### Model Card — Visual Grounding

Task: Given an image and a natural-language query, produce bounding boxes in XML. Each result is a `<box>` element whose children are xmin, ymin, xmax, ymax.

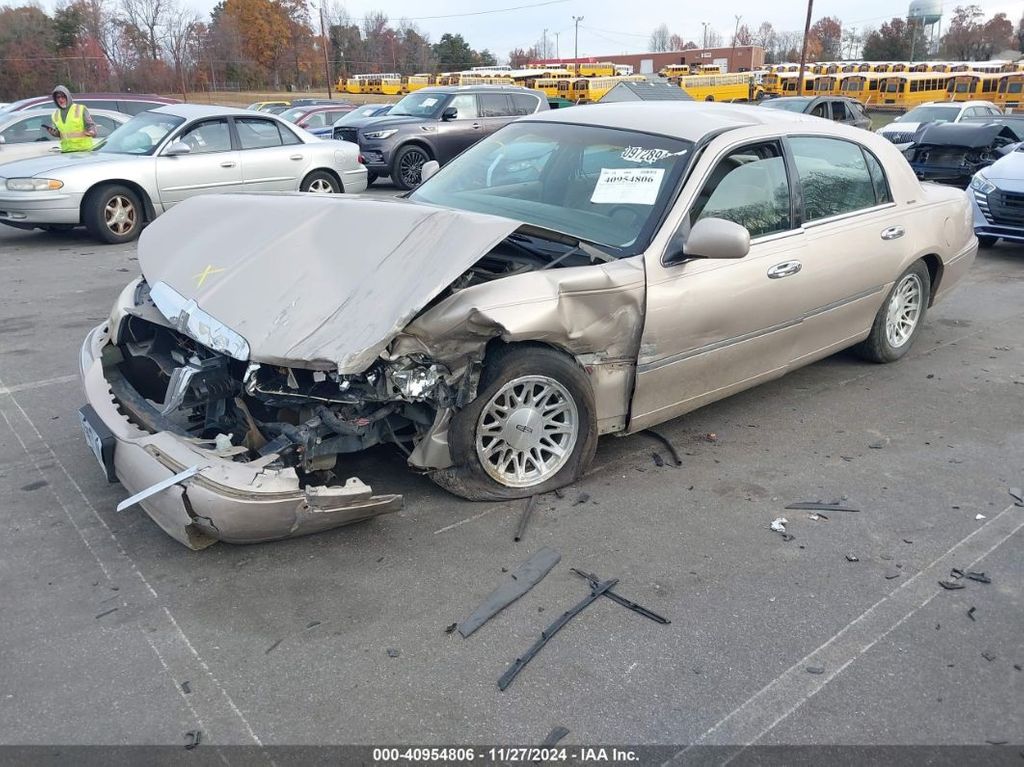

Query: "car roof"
<box><xmin>523</xmin><ymin>101</ymin><xmax>825</xmax><ymax>142</ymax></box>
<box><xmin>916</xmin><ymin>100</ymin><xmax>994</xmax><ymax>109</ymax></box>
<box><xmin>149</xmin><ymin>104</ymin><xmax>263</xmax><ymax>119</ymax></box>
<box><xmin>414</xmin><ymin>85</ymin><xmax>541</xmax><ymax>94</ymax></box>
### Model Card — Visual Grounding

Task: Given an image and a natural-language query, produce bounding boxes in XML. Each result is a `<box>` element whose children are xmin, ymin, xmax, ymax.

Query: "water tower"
<box><xmin>908</xmin><ymin>0</ymin><xmax>943</xmax><ymax>55</ymax></box>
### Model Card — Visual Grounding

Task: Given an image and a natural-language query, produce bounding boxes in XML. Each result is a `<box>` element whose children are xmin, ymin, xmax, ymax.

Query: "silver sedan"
<box><xmin>0</xmin><ymin>104</ymin><xmax>367</xmax><ymax>243</ymax></box>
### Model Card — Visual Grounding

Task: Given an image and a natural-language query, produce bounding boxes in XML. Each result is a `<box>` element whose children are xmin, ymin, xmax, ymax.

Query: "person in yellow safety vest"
<box><xmin>44</xmin><ymin>85</ymin><xmax>97</xmax><ymax>152</ymax></box>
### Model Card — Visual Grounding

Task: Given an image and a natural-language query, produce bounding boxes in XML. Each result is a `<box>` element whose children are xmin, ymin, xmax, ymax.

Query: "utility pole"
<box><xmin>796</xmin><ymin>0</ymin><xmax>813</xmax><ymax>95</ymax></box>
<box><xmin>572</xmin><ymin>16</ymin><xmax>583</xmax><ymax>75</ymax></box>
<box><xmin>319</xmin><ymin>3</ymin><xmax>332</xmax><ymax>99</ymax></box>
<box><xmin>732</xmin><ymin>14</ymin><xmax>741</xmax><ymax>73</ymax></box>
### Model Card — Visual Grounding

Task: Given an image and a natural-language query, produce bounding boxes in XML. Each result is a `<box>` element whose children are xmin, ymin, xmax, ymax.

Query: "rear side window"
<box><xmin>863</xmin><ymin>149</ymin><xmax>892</xmax><ymax>204</ymax></box>
<box><xmin>510</xmin><ymin>93</ymin><xmax>541</xmax><ymax>114</ymax></box>
<box><xmin>236</xmin><ymin>118</ymin><xmax>283</xmax><ymax>149</ymax></box>
<box><xmin>478</xmin><ymin>94</ymin><xmax>511</xmax><ymax>117</ymax></box>
<box><xmin>789</xmin><ymin>137</ymin><xmax>877</xmax><ymax>222</ymax></box>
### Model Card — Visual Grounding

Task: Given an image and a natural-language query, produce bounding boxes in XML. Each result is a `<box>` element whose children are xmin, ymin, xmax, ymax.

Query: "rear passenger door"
<box><xmin>477</xmin><ymin>94</ymin><xmax>516</xmax><ymax>137</ymax></box>
<box><xmin>234</xmin><ymin>117</ymin><xmax>306</xmax><ymax>191</ymax></box>
<box><xmin>785</xmin><ymin>135</ymin><xmax>908</xmax><ymax>364</ymax></box>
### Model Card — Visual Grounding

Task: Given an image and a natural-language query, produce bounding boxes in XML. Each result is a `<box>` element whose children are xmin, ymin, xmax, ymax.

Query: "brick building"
<box><xmin>535</xmin><ymin>46</ymin><xmax>765</xmax><ymax>74</ymax></box>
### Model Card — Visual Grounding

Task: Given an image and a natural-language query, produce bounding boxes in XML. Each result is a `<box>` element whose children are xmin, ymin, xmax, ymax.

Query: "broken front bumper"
<box><xmin>78</xmin><ymin>323</ymin><xmax>402</xmax><ymax>549</ymax></box>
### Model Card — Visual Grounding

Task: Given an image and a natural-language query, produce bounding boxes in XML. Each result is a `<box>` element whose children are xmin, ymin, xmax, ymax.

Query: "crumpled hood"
<box><xmin>138</xmin><ymin>193</ymin><xmax>521</xmax><ymax>373</ymax></box>
<box><xmin>911</xmin><ymin>122</ymin><xmax>1019</xmax><ymax>149</ymax></box>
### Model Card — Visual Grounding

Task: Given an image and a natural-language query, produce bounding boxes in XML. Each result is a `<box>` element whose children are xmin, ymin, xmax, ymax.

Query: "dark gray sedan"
<box><xmin>760</xmin><ymin>96</ymin><xmax>872</xmax><ymax>130</ymax></box>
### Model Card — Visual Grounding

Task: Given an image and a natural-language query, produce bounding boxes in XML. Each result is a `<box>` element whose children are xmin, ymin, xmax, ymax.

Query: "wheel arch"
<box><xmin>919</xmin><ymin>253</ymin><xmax>943</xmax><ymax>306</ymax></box>
<box><xmin>81</xmin><ymin>179</ymin><xmax>157</xmax><ymax>223</ymax></box>
<box><xmin>302</xmin><ymin>167</ymin><xmax>343</xmax><ymax>192</ymax></box>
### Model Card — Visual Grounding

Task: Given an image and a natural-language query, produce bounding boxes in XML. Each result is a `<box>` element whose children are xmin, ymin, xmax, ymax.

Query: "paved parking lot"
<box><xmin>1</xmin><ymin>183</ymin><xmax>1022</xmax><ymax>753</ymax></box>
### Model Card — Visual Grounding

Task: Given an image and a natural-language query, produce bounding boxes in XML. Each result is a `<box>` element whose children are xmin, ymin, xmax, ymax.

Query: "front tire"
<box><xmin>301</xmin><ymin>170</ymin><xmax>341</xmax><ymax>194</ymax></box>
<box><xmin>83</xmin><ymin>184</ymin><xmax>142</xmax><ymax>244</ymax></box>
<box><xmin>854</xmin><ymin>260</ymin><xmax>931</xmax><ymax>363</ymax></box>
<box><xmin>391</xmin><ymin>145</ymin><xmax>431</xmax><ymax>190</ymax></box>
<box><xmin>431</xmin><ymin>346</ymin><xmax>598</xmax><ymax>500</ymax></box>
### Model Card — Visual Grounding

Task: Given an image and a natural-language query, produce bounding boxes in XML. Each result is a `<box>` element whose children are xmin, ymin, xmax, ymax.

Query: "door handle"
<box><xmin>220</xmin><ymin>160</ymin><xmax>236</xmax><ymax>168</ymax></box>
<box><xmin>289</xmin><ymin>154</ymin><xmax>304</xmax><ymax>161</ymax></box>
<box><xmin>881</xmin><ymin>226</ymin><xmax>905</xmax><ymax>240</ymax></box>
<box><xmin>767</xmin><ymin>260</ymin><xmax>802</xmax><ymax>279</ymax></box>
<box><xmin>471</xmin><ymin>123</ymin><xmax>481</xmax><ymax>129</ymax></box>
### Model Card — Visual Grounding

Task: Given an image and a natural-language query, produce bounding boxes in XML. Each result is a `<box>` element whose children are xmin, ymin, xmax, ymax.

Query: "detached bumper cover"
<box><xmin>79</xmin><ymin>323</ymin><xmax>402</xmax><ymax>549</ymax></box>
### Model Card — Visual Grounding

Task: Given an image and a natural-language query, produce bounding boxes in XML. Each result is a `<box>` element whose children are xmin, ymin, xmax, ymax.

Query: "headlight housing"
<box><xmin>362</xmin><ymin>129</ymin><xmax>397</xmax><ymax>140</ymax></box>
<box><xmin>970</xmin><ymin>173</ymin><xmax>996</xmax><ymax>195</ymax></box>
<box><xmin>6</xmin><ymin>178</ymin><xmax>63</xmax><ymax>191</ymax></box>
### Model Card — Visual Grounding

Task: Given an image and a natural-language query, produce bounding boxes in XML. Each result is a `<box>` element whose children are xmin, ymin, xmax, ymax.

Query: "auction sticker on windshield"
<box><xmin>590</xmin><ymin>168</ymin><xmax>664</xmax><ymax>205</ymax></box>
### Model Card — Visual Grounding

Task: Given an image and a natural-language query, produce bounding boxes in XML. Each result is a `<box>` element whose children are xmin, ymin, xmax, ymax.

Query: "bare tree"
<box><xmin>649</xmin><ymin>23</ymin><xmax>670</xmax><ymax>52</ymax></box>
<box><xmin>120</xmin><ymin>0</ymin><xmax>165</xmax><ymax>59</ymax></box>
<box><xmin>162</xmin><ymin>0</ymin><xmax>199</xmax><ymax>98</ymax></box>
<box><xmin>705</xmin><ymin>28</ymin><xmax>723</xmax><ymax>48</ymax></box>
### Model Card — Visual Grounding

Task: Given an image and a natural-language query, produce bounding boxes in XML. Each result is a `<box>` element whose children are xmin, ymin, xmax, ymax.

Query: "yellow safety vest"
<box><xmin>52</xmin><ymin>103</ymin><xmax>93</xmax><ymax>152</ymax></box>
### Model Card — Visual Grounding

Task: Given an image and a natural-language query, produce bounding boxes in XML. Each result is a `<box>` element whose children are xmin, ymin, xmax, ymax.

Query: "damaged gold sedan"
<box><xmin>79</xmin><ymin>102</ymin><xmax>977</xmax><ymax>548</ymax></box>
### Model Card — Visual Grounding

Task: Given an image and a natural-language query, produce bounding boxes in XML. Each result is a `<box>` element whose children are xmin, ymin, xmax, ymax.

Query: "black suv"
<box><xmin>335</xmin><ymin>85</ymin><xmax>548</xmax><ymax>189</ymax></box>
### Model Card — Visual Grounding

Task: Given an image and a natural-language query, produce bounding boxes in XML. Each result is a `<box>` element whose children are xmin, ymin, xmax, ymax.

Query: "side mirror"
<box><xmin>678</xmin><ymin>218</ymin><xmax>751</xmax><ymax>261</ymax></box>
<box><xmin>0</xmin><ymin>135</ymin><xmax>5</xmax><ymax>145</ymax></box>
<box><xmin>420</xmin><ymin>160</ymin><xmax>440</xmax><ymax>182</ymax></box>
<box><xmin>164</xmin><ymin>140</ymin><xmax>192</xmax><ymax>156</ymax></box>
<box><xmin>441</xmin><ymin>107</ymin><xmax>458</xmax><ymax>121</ymax></box>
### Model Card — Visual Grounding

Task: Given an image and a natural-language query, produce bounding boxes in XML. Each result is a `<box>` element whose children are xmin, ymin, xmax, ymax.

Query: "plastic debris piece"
<box><xmin>541</xmin><ymin>727</ymin><xmax>570</xmax><ymax>747</ymax></box>
<box><xmin>781</xmin><ymin>533</ymin><xmax>796</xmax><ymax>542</ymax></box>
<box><xmin>643</xmin><ymin>429</ymin><xmax>682</xmax><ymax>466</ymax></box>
<box><xmin>885</xmin><ymin>571</ymin><xmax>901</xmax><ymax>580</ymax></box>
<box><xmin>981</xmin><ymin>651</ymin><xmax>996</xmax><ymax>662</ymax></box>
<box><xmin>967</xmin><ymin>607</ymin><xmax>976</xmax><ymax>621</ymax></box>
<box><xmin>305</xmin><ymin>621</ymin><xmax>321</xmax><ymax>630</ymax></box>
<box><xmin>938</xmin><ymin>580</ymin><xmax>965</xmax><ymax>590</ymax></box>
<box><xmin>652</xmin><ymin>452</ymin><xmax>665</xmax><ymax>467</ymax></box>
<box><xmin>786</xmin><ymin>502</ymin><xmax>859</xmax><ymax>512</ymax></box>
<box><xmin>966</xmin><ymin>571</ymin><xmax>992</xmax><ymax>584</ymax></box>
<box><xmin>976</xmin><ymin>514</ymin><xmax>986</xmax><ymax>520</ymax></box>
<box><xmin>514</xmin><ymin>496</ymin><xmax>538</xmax><ymax>542</ymax></box>
<box><xmin>951</xmin><ymin>568</ymin><xmax>965</xmax><ymax>579</ymax></box>
<box><xmin>458</xmin><ymin>547</ymin><xmax>561</xmax><ymax>638</ymax></box>
<box><xmin>181</xmin><ymin>681</ymin><xmax>191</xmax><ymax>694</ymax></box>
<box><xmin>806</xmin><ymin>666</ymin><xmax>825</xmax><ymax>674</ymax></box>
<box><xmin>214</xmin><ymin>433</ymin><xmax>234</xmax><ymax>452</ymax></box>
<box><xmin>264</xmin><ymin>638</ymin><xmax>283</xmax><ymax>654</ymax></box>
<box><xmin>386</xmin><ymin>648</ymin><xmax>400</xmax><ymax>658</ymax></box>
<box><xmin>573</xmin><ymin>492</ymin><xmax>591</xmax><ymax>506</ymax></box>
<box><xmin>184</xmin><ymin>731</ymin><xmax>201</xmax><ymax>750</ymax></box>
<box><xmin>770</xmin><ymin>517</ymin><xmax>788</xmax><ymax>533</ymax></box>
<box><xmin>444</xmin><ymin>623</ymin><xmax>457</xmax><ymax>634</ymax></box>
<box><xmin>95</xmin><ymin>607</ymin><xmax>118</xmax><ymax>619</ymax></box>
<box><xmin>846</xmin><ymin>554</ymin><xmax>859</xmax><ymax>562</ymax></box>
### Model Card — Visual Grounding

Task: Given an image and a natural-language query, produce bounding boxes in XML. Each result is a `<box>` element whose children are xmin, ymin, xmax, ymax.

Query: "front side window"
<box><xmin>447</xmin><ymin>94</ymin><xmax>478</xmax><ymax>119</ymax></box>
<box><xmin>235</xmin><ymin>118</ymin><xmax>283</xmax><ymax>149</ymax></box>
<box><xmin>690</xmin><ymin>142</ymin><xmax>792</xmax><ymax>238</ymax></box>
<box><xmin>99</xmin><ymin>111</ymin><xmax>185</xmax><ymax>155</ymax></box>
<box><xmin>1</xmin><ymin>115</ymin><xmax>52</xmax><ymax>143</ymax></box>
<box><xmin>93</xmin><ymin>115</ymin><xmax>120</xmax><ymax>137</ymax></box>
<box><xmin>789</xmin><ymin>137</ymin><xmax>878</xmax><ymax>222</ymax></box>
<box><xmin>176</xmin><ymin>119</ymin><xmax>232</xmax><ymax>153</ymax></box>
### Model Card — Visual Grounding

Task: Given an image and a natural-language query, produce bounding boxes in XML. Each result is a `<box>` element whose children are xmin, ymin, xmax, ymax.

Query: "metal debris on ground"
<box><xmin>458</xmin><ymin>547</ymin><xmax>561</xmax><ymax>638</ymax></box>
<box><xmin>885</xmin><ymin>570</ymin><xmax>901</xmax><ymax>580</ymax></box>
<box><xmin>652</xmin><ymin>452</ymin><xmax>665</xmax><ymax>467</ymax></box>
<box><xmin>514</xmin><ymin>496</ymin><xmax>538</xmax><ymax>543</ymax></box>
<box><xmin>264</xmin><ymin>638</ymin><xmax>283</xmax><ymax>654</ymax></box>
<box><xmin>498</xmin><ymin>577</ymin><xmax>618</xmax><ymax>691</ymax></box>
<box><xmin>967</xmin><ymin>607</ymin><xmax>977</xmax><ymax>621</ymax></box>
<box><xmin>386</xmin><ymin>648</ymin><xmax>400</xmax><ymax>658</ymax></box>
<box><xmin>966</xmin><ymin>571</ymin><xmax>992</xmax><ymax>584</ymax></box>
<box><xmin>540</xmin><ymin>727</ymin><xmax>570</xmax><ymax>747</ymax></box>
<box><xmin>785</xmin><ymin>501</ymin><xmax>860</xmax><ymax>512</ymax></box>
<box><xmin>806</xmin><ymin>666</ymin><xmax>825</xmax><ymax>674</ymax></box>
<box><xmin>770</xmin><ymin>517</ymin><xmax>788</xmax><ymax>533</ymax></box>
<box><xmin>184</xmin><ymin>731</ymin><xmax>201</xmax><ymax>750</ymax></box>
<box><xmin>570</xmin><ymin>568</ymin><xmax>671</xmax><ymax>624</ymax></box>
<box><xmin>642</xmin><ymin>429</ymin><xmax>682</xmax><ymax>466</ymax></box>
<box><xmin>305</xmin><ymin>621</ymin><xmax>321</xmax><ymax>630</ymax></box>
<box><xmin>95</xmin><ymin>607</ymin><xmax>118</xmax><ymax>619</ymax></box>
<box><xmin>938</xmin><ymin>580</ymin><xmax>966</xmax><ymax>590</ymax></box>
<box><xmin>1009</xmin><ymin>487</ymin><xmax>1023</xmax><ymax>507</ymax></box>
<box><xmin>846</xmin><ymin>554</ymin><xmax>859</xmax><ymax>562</ymax></box>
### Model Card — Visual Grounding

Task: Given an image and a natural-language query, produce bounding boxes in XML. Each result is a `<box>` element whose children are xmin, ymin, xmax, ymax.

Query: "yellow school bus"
<box><xmin>810</xmin><ymin>75</ymin><xmax>838</xmax><ymax>95</ymax></box>
<box><xmin>534</xmin><ymin>77</ymin><xmax>573</xmax><ymax>99</ymax></box>
<box><xmin>967</xmin><ymin>61</ymin><xmax>1008</xmax><ymax>74</ymax></box>
<box><xmin>946</xmin><ymin>72</ymin><xmax>1002</xmax><ymax>101</ymax></box>
<box><xmin>380</xmin><ymin>75</ymin><xmax>405</xmax><ymax>95</ymax></box>
<box><xmin>659</xmin><ymin>64</ymin><xmax>691</xmax><ymax>79</ymax></box>
<box><xmin>676</xmin><ymin>72</ymin><xmax>762</xmax><ymax>101</ymax></box>
<box><xmin>838</xmin><ymin>73</ymin><xmax>883</xmax><ymax>104</ymax></box>
<box><xmin>458</xmin><ymin>74</ymin><xmax>515</xmax><ymax>86</ymax></box>
<box><xmin>577</xmin><ymin>62</ymin><xmax>616</xmax><ymax>77</ymax></box>
<box><xmin>870</xmin><ymin>63</ymin><xmax>896</xmax><ymax>73</ymax></box>
<box><xmin>876</xmin><ymin>72</ymin><xmax>953</xmax><ymax>109</ymax></box>
<box><xmin>995</xmin><ymin>72</ymin><xmax>1024</xmax><ymax>109</ymax></box>
<box><xmin>343</xmin><ymin>74</ymin><xmax>374</xmax><ymax>95</ymax></box>
<box><xmin>573</xmin><ymin>75</ymin><xmax>646</xmax><ymax>102</ymax></box>
<box><xmin>774</xmin><ymin>71</ymin><xmax>816</xmax><ymax>95</ymax></box>
<box><xmin>406</xmin><ymin>74</ymin><xmax>436</xmax><ymax>92</ymax></box>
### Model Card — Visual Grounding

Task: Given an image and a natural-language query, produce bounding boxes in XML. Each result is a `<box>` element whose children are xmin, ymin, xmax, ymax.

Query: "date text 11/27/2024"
<box><xmin>372</xmin><ymin>747</ymin><xmax>640</xmax><ymax>762</ymax></box>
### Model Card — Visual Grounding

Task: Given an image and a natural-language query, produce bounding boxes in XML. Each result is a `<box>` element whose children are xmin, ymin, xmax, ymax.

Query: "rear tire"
<box><xmin>83</xmin><ymin>184</ymin><xmax>143</xmax><ymax>244</ymax></box>
<box><xmin>854</xmin><ymin>260</ymin><xmax>931</xmax><ymax>363</ymax></box>
<box><xmin>977</xmin><ymin>235</ymin><xmax>998</xmax><ymax>247</ymax></box>
<box><xmin>430</xmin><ymin>346</ymin><xmax>598</xmax><ymax>500</ymax></box>
<box><xmin>301</xmin><ymin>170</ymin><xmax>341</xmax><ymax>194</ymax></box>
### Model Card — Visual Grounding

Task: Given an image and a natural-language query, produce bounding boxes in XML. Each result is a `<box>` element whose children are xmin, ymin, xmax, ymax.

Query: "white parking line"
<box><xmin>665</xmin><ymin>501</ymin><xmax>1023</xmax><ymax>763</ymax></box>
<box><xmin>0</xmin><ymin>374</ymin><xmax>268</xmax><ymax>752</ymax></box>
<box><xmin>0</xmin><ymin>373</ymin><xmax>78</xmax><ymax>396</ymax></box>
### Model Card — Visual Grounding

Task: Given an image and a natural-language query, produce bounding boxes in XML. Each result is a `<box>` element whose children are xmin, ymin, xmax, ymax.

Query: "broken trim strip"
<box><xmin>458</xmin><ymin>547</ymin><xmax>561</xmax><ymax>638</ymax></box>
<box><xmin>116</xmin><ymin>465</ymin><xmax>204</xmax><ymax>512</ymax></box>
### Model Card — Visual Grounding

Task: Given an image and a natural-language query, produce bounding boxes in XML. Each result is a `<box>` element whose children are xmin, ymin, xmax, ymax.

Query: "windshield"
<box><xmin>389</xmin><ymin>92</ymin><xmax>447</xmax><ymax>118</ymax></box>
<box><xmin>335</xmin><ymin>106</ymin><xmax>389</xmax><ymax>125</ymax></box>
<box><xmin>896</xmin><ymin>106</ymin><xmax>960</xmax><ymax>123</ymax></box>
<box><xmin>97</xmin><ymin>111</ymin><xmax>185</xmax><ymax>155</ymax></box>
<box><xmin>411</xmin><ymin>121</ymin><xmax>694</xmax><ymax>252</ymax></box>
<box><xmin>762</xmin><ymin>98</ymin><xmax>811</xmax><ymax>112</ymax></box>
<box><xmin>279</xmin><ymin>107</ymin><xmax>309</xmax><ymax>123</ymax></box>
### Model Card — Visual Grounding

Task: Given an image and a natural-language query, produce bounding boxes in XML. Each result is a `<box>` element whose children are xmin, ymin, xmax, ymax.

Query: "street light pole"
<box><xmin>702</xmin><ymin>22</ymin><xmax>709</xmax><ymax>51</ymax></box>
<box><xmin>572</xmin><ymin>15</ymin><xmax>583</xmax><ymax>75</ymax></box>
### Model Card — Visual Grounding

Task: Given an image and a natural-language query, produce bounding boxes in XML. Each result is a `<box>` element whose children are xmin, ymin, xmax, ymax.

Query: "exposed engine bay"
<box><xmin>903</xmin><ymin>121</ymin><xmax>1023</xmax><ymax>187</ymax></box>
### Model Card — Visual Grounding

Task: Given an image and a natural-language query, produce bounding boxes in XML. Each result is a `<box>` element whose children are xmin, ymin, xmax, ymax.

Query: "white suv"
<box><xmin>878</xmin><ymin>100</ymin><xmax>1002</xmax><ymax>145</ymax></box>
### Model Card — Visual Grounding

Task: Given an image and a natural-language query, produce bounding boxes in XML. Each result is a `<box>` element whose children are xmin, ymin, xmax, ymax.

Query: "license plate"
<box><xmin>78</xmin><ymin>405</ymin><xmax>116</xmax><ymax>482</ymax></box>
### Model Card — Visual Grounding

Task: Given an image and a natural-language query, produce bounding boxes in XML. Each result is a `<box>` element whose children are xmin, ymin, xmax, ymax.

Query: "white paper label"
<box><xmin>590</xmin><ymin>168</ymin><xmax>665</xmax><ymax>205</ymax></box>
<box><xmin>422</xmin><ymin>97</ymin><xmax>439</xmax><ymax>107</ymax></box>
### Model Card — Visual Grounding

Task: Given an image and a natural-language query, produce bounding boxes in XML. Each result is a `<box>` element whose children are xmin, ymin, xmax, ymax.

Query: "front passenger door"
<box><xmin>631</xmin><ymin>140</ymin><xmax>808</xmax><ymax>431</ymax></box>
<box><xmin>433</xmin><ymin>94</ymin><xmax>481</xmax><ymax>163</ymax></box>
<box><xmin>156</xmin><ymin>118</ymin><xmax>241</xmax><ymax>208</ymax></box>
